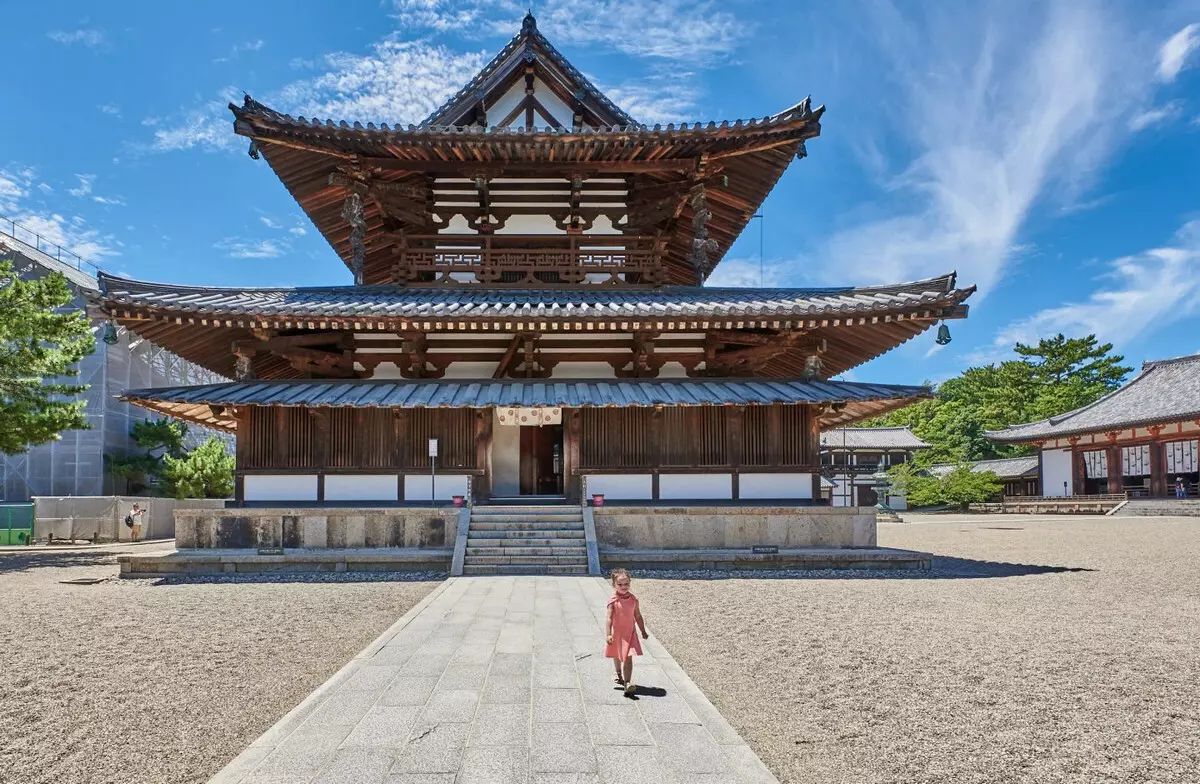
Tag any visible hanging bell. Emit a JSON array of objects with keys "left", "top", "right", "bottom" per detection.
[
  {"left": 101, "top": 320, "right": 120, "bottom": 346},
  {"left": 935, "top": 322, "right": 952, "bottom": 346}
]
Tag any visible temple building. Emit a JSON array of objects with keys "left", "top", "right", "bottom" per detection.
[
  {"left": 988, "top": 354, "right": 1200, "bottom": 499},
  {"left": 820, "top": 427, "right": 930, "bottom": 509},
  {"left": 95, "top": 15, "right": 974, "bottom": 573},
  {"left": 928, "top": 457, "right": 1041, "bottom": 499}
]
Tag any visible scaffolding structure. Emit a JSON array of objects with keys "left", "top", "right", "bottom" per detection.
[{"left": 1, "top": 235, "right": 231, "bottom": 502}]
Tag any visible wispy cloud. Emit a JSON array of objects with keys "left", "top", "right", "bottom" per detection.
[
  {"left": 67, "top": 174, "right": 95, "bottom": 197},
  {"left": 1, "top": 167, "right": 120, "bottom": 260},
  {"left": 389, "top": 0, "right": 747, "bottom": 61},
  {"left": 990, "top": 220, "right": 1200, "bottom": 352},
  {"left": 98, "top": 103, "right": 121, "bottom": 116},
  {"left": 1157, "top": 23, "right": 1199, "bottom": 82},
  {"left": 705, "top": 255, "right": 784, "bottom": 288},
  {"left": 48, "top": 28, "right": 105, "bottom": 48},
  {"left": 813, "top": 1, "right": 1156, "bottom": 298},
  {"left": 214, "top": 237, "right": 288, "bottom": 258},
  {"left": 603, "top": 71, "right": 702, "bottom": 124},
  {"left": 92, "top": 195, "right": 126, "bottom": 207},
  {"left": 260, "top": 216, "right": 283, "bottom": 229},
  {"left": 215, "top": 39, "right": 266, "bottom": 63},
  {"left": 144, "top": 88, "right": 241, "bottom": 153},
  {"left": 289, "top": 226, "right": 307, "bottom": 236},
  {"left": 1129, "top": 100, "right": 1184, "bottom": 131}
]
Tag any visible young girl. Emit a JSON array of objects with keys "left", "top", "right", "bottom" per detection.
[{"left": 604, "top": 568, "right": 649, "bottom": 697}]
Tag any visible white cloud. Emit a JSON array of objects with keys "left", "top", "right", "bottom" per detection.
[
  {"left": 1157, "top": 23, "right": 1199, "bottom": 82},
  {"left": 98, "top": 103, "right": 121, "bottom": 116},
  {"left": 275, "top": 40, "right": 487, "bottom": 124},
  {"left": 8, "top": 212, "right": 120, "bottom": 261},
  {"left": 991, "top": 220, "right": 1200, "bottom": 352},
  {"left": 0, "top": 168, "right": 33, "bottom": 213},
  {"left": 389, "top": 0, "right": 746, "bottom": 62},
  {"left": 48, "top": 29, "right": 105, "bottom": 47},
  {"left": 92, "top": 195, "right": 126, "bottom": 207},
  {"left": 146, "top": 88, "right": 241, "bottom": 153},
  {"left": 289, "top": 226, "right": 307, "bottom": 236},
  {"left": 260, "top": 216, "right": 283, "bottom": 229},
  {"left": 214, "top": 237, "right": 288, "bottom": 258},
  {"left": 67, "top": 174, "right": 95, "bottom": 197},
  {"left": 1129, "top": 101, "right": 1184, "bottom": 131},
  {"left": 234, "top": 39, "right": 265, "bottom": 54},
  {"left": 814, "top": 1, "right": 1156, "bottom": 298},
  {"left": 603, "top": 72, "right": 702, "bottom": 124},
  {"left": 705, "top": 255, "right": 785, "bottom": 288}
]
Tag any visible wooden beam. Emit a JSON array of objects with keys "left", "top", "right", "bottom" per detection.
[
  {"left": 360, "top": 158, "right": 700, "bottom": 175},
  {"left": 492, "top": 333, "right": 524, "bottom": 379}
]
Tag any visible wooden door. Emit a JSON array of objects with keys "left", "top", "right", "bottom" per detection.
[
  {"left": 856, "top": 485, "right": 878, "bottom": 507},
  {"left": 518, "top": 426, "right": 564, "bottom": 495}
]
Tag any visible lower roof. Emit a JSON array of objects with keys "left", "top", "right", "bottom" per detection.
[
  {"left": 820, "top": 426, "right": 930, "bottom": 450},
  {"left": 988, "top": 353, "right": 1200, "bottom": 443},
  {"left": 120, "top": 377, "right": 931, "bottom": 432},
  {"left": 929, "top": 456, "right": 1040, "bottom": 480}
]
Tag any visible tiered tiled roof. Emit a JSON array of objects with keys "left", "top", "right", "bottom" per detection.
[{"left": 820, "top": 426, "right": 931, "bottom": 450}]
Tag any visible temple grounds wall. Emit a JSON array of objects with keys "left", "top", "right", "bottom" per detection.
[
  {"left": 174, "top": 507, "right": 458, "bottom": 550},
  {"left": 592, "top": 505, "right": 876, "bottom": 549}
]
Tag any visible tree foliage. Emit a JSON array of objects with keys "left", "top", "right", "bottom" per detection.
[
  {"left": 867, "top": 334, "right": 1131, "bottom": 464},
  {"left": 107, "top": 419, "right": 189, "bottom": 494},
  {"left": 0, "top": 258, "right": 96, "bottom": 455},
  {"left": 887, "top": 463, "right": 1003, "bottom": 510},
  {"left": 161, "top": 436, "right": 235, "bottom": 499}
]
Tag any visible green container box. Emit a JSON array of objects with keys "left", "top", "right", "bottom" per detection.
[{"left": 0, "top": 504, "right": 34, "bottom": 545}]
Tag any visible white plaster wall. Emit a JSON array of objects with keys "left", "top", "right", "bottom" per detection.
[
  {"left": 405, "top": 474, "right": 469, "bottom": 501},
  {"left": 491, "top": 410, "right": 521, "bottom": 497},
  {"left": 498, "top": 214, "right": 563, "bottom": 235},
  {"left": 244, "top": 475, "right": 319, "bottom": 502},
  {"left": 442, "top": 362, "right": 498, "bottom": 380},
  {"left": 660, "top": 473, "right": 733, "bottom": 500},
  {"left": 586, "top": 474, "right": 653, "bottom": 500},
  {"left": 324, "top": 475, "right": 399, "bottom": 502},
  {"left": 489, "top": 77, "right": 572, "bottom": 127},
  {"left": 549, "top": 362, "right": 617, "bottom": 379},
  {"left": 739, "top": 473, "right": 813, "bottom": 500},
  {"left": 1042, "top": 448, "right": 1073, "bottom": 496}
]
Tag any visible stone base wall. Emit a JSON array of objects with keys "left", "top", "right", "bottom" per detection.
[
  {"left": 593, "top": 505, "right": 876, "bottom": 549},
  {"left": 174, "top": 508, "right": 459, "bottom": 549}
]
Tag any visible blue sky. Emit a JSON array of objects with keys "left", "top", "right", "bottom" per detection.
[{"left": 1, "top": 0, "right": 1198, "bottom": 387}]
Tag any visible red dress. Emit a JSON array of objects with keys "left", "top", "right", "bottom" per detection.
[{"left": 605, "top": 592, "right": 643, "bottom": 660}]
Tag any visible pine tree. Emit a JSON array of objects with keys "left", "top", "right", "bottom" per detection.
[
  {"left": 161, "top": 437, "right": 235, "bottom": 499},
  {"left": 0, "top": 258, "right": 96, "bottom": 455}
]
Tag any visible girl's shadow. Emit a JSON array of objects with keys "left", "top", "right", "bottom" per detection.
[{"left": 620, "top": 685, "right": 667, "bottom": 700}]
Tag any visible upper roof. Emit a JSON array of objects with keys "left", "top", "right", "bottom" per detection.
[
  {"left": 988, "top": 353, "right": 1200, "bottom": 443},
  {"left": 929, "top": 456, "right": 1040, "bottom": 479},
  {"left": 421, "top": 12, "right": 635, "bottom": 128},
  {"left": 97, "top": 272, "right": 971, "bottom": 322},
  {"left": 227, "top": 14, "right": 823, "bottom": 286},
  {"left": 820, "top": 426, "right": 930, "bottom": 450},
  {"left": 119, "top": 377, "right": 931, "bottom": 432}
]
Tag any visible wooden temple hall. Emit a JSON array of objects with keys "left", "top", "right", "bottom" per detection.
[{"left": 95, "top": 14, "right": 975, "bottom": 512}]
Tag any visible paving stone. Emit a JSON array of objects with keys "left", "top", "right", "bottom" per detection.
[
  {"left": 635, "top": 690, "right": 701, "bottom": 725},
  {"left": 304, "top": 691, "right": 381, "bottom": 728},
  {"left": 420, "top": 689, "right": 480, "bottom": 723},
  {"left": 535, "top": 661, "right": 579, "bottom": 689},
  {"left": 457, "top": 745, "right": 530, "bottom": 784},
  {"left": 534, "top": 687, "right": 586, "bottom": 724},
  {"left": 311, "top": 748, "right": 396, "bottom": 784},
  {"left": 450, "top": 643, "right": 496, "bottom": 665},
  {"left": 482, "top": 673, "right": 532, "bottom": 704},
  {"left": 378, "top": 677, "right": 439, "bottom": 707},
  {"left": 535, "top": 643, "right": 577, "bottom": 663},
  {"left": 531, "top": 722, "right": 597, "bottom": 774},
  {"left": 405, "top": 651, "right": 455, "bottom": 676},
  {"left": 595, "top": 746, "right": 677, "bottom": 784},
  {"left": 469, "top": 703, "right": 531, "bottom": 746},
  {"left": 585, "top": 703, "right": 653, "bottom": 746},
  {"left": 491, "top": 652, "right": 534, "bottom": 675},
  {"left": 338, "top": 665, "right": 404, "bottom": 693},
  {"left": 650, "top": 724, "right": 733, "bottom": 775},
  {"left": 392, "top": 722, "right": 468, "bottom": 774},
  {"left": 383, "top": 775, "right": 455, "bottom": 784},
  {"left": 532, "top": 774, "right": 601, "bottom": 784},
  {"left": 342, "top": 705, "right": 422, "bottom": 749},
  {"left": 436, "top": 664, "right": 489, "bottom": 690}
]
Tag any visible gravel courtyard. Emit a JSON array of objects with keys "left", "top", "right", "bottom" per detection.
[
  {"left": 635, "top": 515, "right": 1200, "bottom": 784},
  {"left": 0, "top": 547, "right": 440, "bottom": 784}
]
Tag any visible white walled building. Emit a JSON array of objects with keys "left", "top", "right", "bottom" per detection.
[{"left": 821, "top": 427, "right": 930, "bottom": 509}]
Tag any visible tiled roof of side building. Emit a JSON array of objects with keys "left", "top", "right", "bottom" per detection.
[
  {"left": 987, "top": 353, "right": 1200, "bottom": 443},
  {"left": 820, "top": 426, "right": 931, "bottom": 450},
  {"left": 95, "top": 273, "right": 973, "bottom": 322},
  {"left": 928, "top": 456, "right": 1041, "bottom": 479}
]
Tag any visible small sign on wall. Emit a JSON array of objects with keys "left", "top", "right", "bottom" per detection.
[
  {"left": 497, "top": 407, "right": 562, "bottom": 426},
  {"left": 428, "top": 438, "right": 439, "bottom": 458}
]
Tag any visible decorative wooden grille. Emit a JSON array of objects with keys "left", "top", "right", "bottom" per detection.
[
  {"left": 406, "top": 409, "right": 475, "bottom": 469},
  {"left": 660, "top": 408, "right": 726, "bottom": 467},
  {"left": 580, "top": 408, "right": 653, "bottom": 468}
]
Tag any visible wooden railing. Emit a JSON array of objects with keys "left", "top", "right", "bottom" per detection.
[{"left": 391, "top": 234, "right": 662, "bottom": 286}]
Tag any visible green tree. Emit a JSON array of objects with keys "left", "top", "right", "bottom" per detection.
[
  {"left": 940, "top": 465, "right": 1003, "bottom": 510},
  {"left": 866, "top": 334, "right": 1131, "bottom": 462},
  {"left": 107, "top": 419, "right": 189, "bottom": 494},
  {"left": 0, "top": 258, "right": 96, "bottom": 455},
  {"left": 887, "top": 462, "right": 944, "bottom": 507},
  {"left": 161, "top": 436, "right": 234, "bottom": 499}
]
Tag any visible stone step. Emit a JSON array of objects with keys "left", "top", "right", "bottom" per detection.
[
  {"left": 468, "top": 513, "right": 584, "bottom": 523},
  {"left": 472, "top": 505, "right": 580, "bottom": 513},
  {"left": 467, "top": 536, "right": 584, "bottom": 547},
  {"left": 461, "top": 564, "right": 589, "bottom": 576},
  {"left": 466, "top": 546, "right": 586, "bottom": 557},
  {"left": 469, "top": 521, "right": 585, "bottom": 532},
  {"left": 464, "top": 554, "right": 589, "bottom": 566}
]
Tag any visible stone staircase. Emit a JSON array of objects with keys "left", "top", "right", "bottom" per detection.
[
  {"left": 462, "top": 504, "right": 590, "bottom": 575},
  {"left": 1111, "top": 498, "right": 1200, "bottom": 517}
]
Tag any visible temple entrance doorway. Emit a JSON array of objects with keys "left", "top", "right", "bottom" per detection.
[{"left": 519, "top": 425, "right": 564, "bottom": 496}]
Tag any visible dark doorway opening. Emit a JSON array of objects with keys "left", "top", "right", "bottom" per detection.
[
  {"left": 856, "top": 485, "right": 878, "bottom": 506},
  {"left": 520, "top": 425, "right": 563, "bottom": 496}
]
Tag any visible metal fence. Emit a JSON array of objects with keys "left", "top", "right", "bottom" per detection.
[{"left": 31, "top": 496, "right": 227, "bottom": 543}]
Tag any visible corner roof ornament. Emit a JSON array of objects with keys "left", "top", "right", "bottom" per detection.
[{"left": 522, "top": 11, "right": 537, "bottom": 35}]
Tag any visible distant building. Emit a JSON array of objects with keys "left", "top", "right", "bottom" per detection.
[
  {"left": 0, "top": 229, "right": 228, "bottom": 502},
  {"left": 929, "top": 456, "right": 1041, "bottom": 498},
  {"left": 821, "top": 427, "right": 930, "bottom": 508},
  {"left": 987, "top": 354, "right": 1200, "bottom": 498}
]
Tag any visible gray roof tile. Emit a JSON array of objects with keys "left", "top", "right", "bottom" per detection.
[
  {"left": 929, "top": 456, "right": 1040, "bottom": 479},
  {"left": 820, "top": 427, "right": 930, "bottom": 450}
]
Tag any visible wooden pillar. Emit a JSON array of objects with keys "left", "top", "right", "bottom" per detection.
[
  {"left": 474, "top": 409, "right": 493, "bottom": 503},
  {"left": 808, "top": 406, "right": 822, "bottom": 503},
  {"left": 1148, "top": 433, "right": 1167, "bottom": 497},
  {"left": 1071, "top": 448, "right": 1086, "bottom": 496},
  {"left": 276, "top": 407, "right": 290, "bottom": 468},
  {"left": 1107, "top": 444, "right": 1123, "bottom": 495},
  {"left": 563, "top": 408, "right": 582, "bottom": 503},
  {"left": 728, "top": 406, "right": 743, "bottom": 501},
  {"left": 651, "top": 407, "right": 663, "bottom": 500}
]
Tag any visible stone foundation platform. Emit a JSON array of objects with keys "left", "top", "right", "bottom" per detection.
[
  {"left": 119, "top": 547, "right": 451, "bottom": 578},
  {"left": 593, "top": 505, "right": 877, "bottom": 549},
  {"left": 601, "top": 546, "right": 931, "bottom": 571},
  {"left": 174, "top": 507, "right": 462, "bottom": 549}
]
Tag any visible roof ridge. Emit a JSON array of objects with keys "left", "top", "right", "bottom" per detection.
[{"left": 1142, "top": 352, "right": 1200, "bottom": 370}]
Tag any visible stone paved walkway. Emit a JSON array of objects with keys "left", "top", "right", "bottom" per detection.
[{"left": 212, "top": 576, "right": 777, "bottom": 784}]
